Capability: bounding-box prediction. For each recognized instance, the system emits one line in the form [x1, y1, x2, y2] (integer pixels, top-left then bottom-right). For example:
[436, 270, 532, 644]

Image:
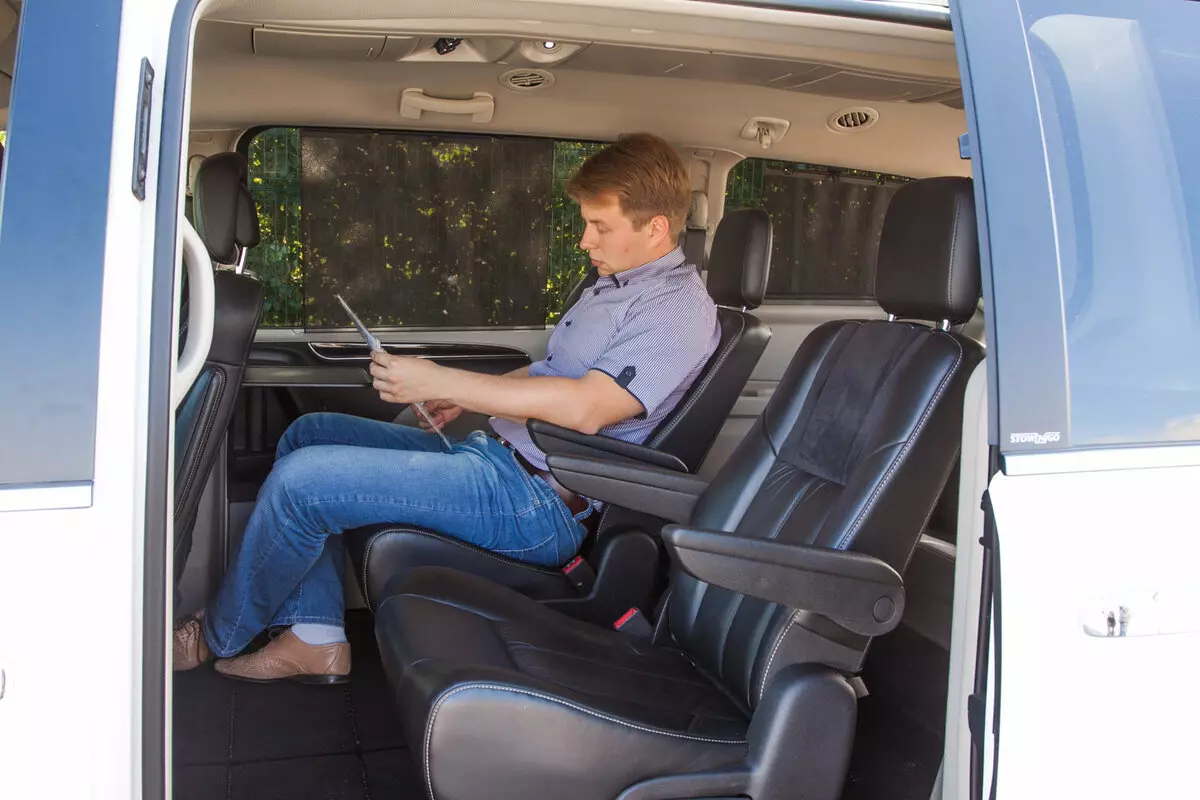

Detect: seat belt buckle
[561, 556, 596, 594]
[613, 607, 652, 638]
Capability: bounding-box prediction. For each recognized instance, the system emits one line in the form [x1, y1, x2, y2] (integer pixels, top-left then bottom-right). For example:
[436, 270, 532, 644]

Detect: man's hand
[415, 399, 463, 430]
[369, 350, 445, 405]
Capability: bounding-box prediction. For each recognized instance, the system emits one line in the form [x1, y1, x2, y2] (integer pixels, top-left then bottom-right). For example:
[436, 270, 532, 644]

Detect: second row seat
[346, 207, 774, 620]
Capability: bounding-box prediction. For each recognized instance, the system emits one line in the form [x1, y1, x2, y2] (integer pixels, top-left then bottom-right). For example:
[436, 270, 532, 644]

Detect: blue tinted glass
[1025, 0, 1200, 446]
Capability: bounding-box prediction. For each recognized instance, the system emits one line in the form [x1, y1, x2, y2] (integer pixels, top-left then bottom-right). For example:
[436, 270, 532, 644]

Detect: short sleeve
[590, 285, 718, 419]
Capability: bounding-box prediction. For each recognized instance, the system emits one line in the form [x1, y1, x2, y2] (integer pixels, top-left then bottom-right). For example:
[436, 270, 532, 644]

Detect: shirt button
[547, 354, 553, 361]
[564, 320, 572, 326]
[593, 288, 600, 296]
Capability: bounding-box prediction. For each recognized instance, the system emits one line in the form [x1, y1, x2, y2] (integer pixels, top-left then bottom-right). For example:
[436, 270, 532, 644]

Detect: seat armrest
[528, 419, 687, 472]
[661, 526, 905, 636]
[545, 455, 708, 523]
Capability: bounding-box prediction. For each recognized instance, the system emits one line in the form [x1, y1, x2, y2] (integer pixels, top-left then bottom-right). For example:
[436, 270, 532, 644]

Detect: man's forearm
[373, 353, 640, 433]
[435, 367, 601, 433]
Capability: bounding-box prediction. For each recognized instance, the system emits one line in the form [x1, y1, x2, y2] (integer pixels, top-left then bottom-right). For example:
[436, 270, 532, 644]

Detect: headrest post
[887, 313, 897, 323]
[939, 319, 950, 331]
[234, 245, 247, 275]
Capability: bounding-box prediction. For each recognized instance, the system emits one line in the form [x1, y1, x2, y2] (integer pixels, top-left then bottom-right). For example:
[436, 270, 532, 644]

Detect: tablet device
[336, 293, 382, 352]
[335, 294, 452, 451]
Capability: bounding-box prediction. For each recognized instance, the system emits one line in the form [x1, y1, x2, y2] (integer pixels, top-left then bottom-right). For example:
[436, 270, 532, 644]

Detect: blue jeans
[202, 412, 590, 658]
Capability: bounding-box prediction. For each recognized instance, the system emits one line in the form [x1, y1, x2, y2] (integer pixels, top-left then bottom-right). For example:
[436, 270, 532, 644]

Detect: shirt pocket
[550, 301, 620, 378]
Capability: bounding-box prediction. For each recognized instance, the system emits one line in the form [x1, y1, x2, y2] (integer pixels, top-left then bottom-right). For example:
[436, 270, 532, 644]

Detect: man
[174, 132, 720, 683]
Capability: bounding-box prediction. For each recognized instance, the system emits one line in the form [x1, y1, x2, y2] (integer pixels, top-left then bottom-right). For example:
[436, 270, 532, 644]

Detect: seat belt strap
[682, 227, 706, 271]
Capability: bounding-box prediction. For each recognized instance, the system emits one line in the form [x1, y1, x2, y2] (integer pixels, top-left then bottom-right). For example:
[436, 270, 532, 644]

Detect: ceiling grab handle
[173, 216, 215, 410]
[399, 88, 495, 123]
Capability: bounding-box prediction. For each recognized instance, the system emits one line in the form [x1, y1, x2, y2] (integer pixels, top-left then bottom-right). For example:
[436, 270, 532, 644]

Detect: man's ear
[650, 214, 672, 244]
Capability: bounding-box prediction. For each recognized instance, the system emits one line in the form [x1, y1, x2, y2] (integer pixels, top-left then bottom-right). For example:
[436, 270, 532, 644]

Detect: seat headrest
[688, 191, 708, 229]
[192, 152, 261, 265]
[875, 177, 981, 324]
[705, 208, 772, 310]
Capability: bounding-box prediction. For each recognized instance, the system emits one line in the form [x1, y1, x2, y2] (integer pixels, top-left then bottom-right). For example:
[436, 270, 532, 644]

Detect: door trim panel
[307, 341, 529, 363]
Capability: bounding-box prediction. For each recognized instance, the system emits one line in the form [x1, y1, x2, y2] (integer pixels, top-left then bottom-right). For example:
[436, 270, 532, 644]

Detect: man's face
[577, 194, 671, 276]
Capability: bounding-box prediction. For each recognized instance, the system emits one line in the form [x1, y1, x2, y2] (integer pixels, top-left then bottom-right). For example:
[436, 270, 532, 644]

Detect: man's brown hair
[566, 132, 692, 237]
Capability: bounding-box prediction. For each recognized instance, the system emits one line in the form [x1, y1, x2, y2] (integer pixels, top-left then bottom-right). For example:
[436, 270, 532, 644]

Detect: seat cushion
[346, 524, 576, 611]
[376, 567, 749, 800]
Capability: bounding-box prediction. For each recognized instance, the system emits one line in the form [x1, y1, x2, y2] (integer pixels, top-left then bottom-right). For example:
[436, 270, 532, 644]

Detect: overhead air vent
[828, 107, 879, 133]
[499, 68, 555, 92]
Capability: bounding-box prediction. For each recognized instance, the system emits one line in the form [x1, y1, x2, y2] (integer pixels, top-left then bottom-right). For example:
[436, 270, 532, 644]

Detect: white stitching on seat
[652, 587, 674, 640]
[361, 532, 381, 612]
[424, 683, 747, 798]
[947, 194, 962, 315]
[837, 334, 964, 550]
[757, 610, 801, 705]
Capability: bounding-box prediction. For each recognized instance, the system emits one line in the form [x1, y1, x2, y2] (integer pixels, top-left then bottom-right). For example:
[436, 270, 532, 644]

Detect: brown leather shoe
[214, 630, 350, 685]
[173, 616, 211, 672]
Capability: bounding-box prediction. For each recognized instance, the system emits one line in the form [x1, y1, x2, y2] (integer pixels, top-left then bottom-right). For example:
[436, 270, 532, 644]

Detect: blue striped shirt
[490, 247, 720, 470]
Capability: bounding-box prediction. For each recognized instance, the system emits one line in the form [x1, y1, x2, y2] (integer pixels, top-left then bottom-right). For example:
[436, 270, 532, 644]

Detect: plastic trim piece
[400, 89, 495, 123]
[0, 482, 94, 512]
[696, 0, 951, 31]
[662, 525, 905, 636]
[528, 420, 688, 472]
[173, 218, 216, 408]
[147, 4, 206, 800]
[546, 454, 709, 522]
[1003, 443, 1200, 476]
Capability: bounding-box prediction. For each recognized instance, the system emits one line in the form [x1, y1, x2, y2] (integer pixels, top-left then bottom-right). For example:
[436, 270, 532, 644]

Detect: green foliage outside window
[245, 128, 603, 328]
[246, 129, 304, 327]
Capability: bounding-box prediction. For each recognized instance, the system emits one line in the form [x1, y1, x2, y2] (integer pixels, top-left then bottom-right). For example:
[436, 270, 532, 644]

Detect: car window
[1021, 0, 1199, 448]
[245, 128, 603, 329]
[725, 158, 909, 301]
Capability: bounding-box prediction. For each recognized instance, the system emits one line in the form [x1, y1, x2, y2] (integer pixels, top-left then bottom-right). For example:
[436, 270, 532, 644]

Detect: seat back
[174, 152, 264, 590]
[668, 177, 985, 709]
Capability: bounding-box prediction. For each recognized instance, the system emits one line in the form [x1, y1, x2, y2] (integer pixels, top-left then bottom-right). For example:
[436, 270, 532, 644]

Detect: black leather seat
[372, 177, 984, 800]
[174, 152, 264, 598]
[346, 208, 774, 619]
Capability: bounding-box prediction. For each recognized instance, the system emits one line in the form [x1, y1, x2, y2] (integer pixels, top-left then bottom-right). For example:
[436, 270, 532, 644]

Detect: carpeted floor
[173, 611, 424, 800]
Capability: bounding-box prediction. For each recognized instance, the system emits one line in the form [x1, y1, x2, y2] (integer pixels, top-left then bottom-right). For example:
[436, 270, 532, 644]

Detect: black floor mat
[841, 695, 944, 800]
[173, 611, 424, 800]
[842, 624, 949, 800]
